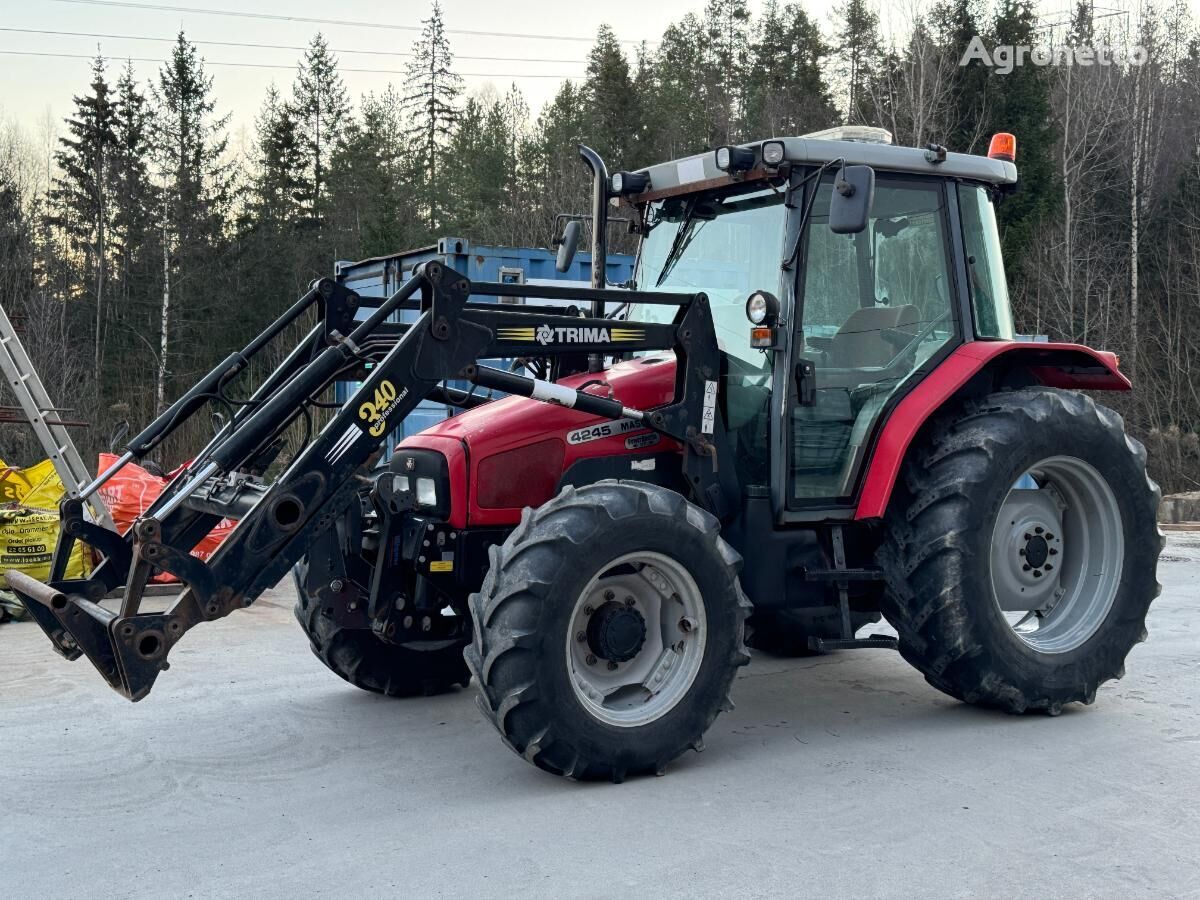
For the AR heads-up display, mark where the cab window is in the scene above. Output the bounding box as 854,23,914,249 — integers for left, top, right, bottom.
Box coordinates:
957,184,1015,339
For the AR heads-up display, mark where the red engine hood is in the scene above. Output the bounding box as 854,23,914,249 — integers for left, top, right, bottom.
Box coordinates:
398,355,681,528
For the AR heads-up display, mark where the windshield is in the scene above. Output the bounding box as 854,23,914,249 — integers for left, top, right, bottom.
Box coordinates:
630,185,787,370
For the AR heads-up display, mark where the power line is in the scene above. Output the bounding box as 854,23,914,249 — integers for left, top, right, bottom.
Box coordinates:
0,27,589,65
49,0,653,46
0,48,582,78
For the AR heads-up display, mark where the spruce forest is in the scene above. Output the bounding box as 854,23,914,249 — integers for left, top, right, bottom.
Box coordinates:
2,0,1200,491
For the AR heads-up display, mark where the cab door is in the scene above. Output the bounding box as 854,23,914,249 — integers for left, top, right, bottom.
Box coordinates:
786,174,962,507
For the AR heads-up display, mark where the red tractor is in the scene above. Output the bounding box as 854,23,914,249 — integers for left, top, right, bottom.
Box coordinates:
12,129,1162,782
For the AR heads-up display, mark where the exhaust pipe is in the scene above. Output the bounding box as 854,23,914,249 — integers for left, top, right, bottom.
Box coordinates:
579,145,609,373
578,145,609,313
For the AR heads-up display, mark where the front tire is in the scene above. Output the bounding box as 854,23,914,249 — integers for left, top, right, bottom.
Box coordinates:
294,566,471,698
879,388,1163,713
465,481,751,781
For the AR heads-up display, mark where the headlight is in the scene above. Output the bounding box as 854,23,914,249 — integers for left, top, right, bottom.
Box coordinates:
415,477,438,508
745,291,779,326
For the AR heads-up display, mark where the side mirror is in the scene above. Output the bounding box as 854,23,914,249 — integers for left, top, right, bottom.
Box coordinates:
829,165,875,235
555,220,583,273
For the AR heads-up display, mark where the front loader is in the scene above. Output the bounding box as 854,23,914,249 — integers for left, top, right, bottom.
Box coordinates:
11,132,1162,781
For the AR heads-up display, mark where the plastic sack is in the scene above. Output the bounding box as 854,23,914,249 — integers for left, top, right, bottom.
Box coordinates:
0,457,91,591
96,453,237,582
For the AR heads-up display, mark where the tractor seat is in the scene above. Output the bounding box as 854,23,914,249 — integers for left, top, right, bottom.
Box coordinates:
824,304,921,369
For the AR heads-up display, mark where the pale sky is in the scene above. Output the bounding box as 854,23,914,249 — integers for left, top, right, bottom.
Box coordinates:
0,0,833,144
1,0,1193,151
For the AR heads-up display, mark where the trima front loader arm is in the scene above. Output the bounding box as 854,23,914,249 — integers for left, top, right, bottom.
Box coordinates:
9,261,732,701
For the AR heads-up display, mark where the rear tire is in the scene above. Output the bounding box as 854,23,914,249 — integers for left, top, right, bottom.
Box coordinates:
879,388,1163,713
465,481,751,781
293,567,471,698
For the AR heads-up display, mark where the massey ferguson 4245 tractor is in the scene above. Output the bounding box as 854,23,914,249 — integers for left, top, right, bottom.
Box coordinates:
11,128,1162,781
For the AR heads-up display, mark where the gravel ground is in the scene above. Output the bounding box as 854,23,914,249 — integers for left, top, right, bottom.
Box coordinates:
1,535,1197,899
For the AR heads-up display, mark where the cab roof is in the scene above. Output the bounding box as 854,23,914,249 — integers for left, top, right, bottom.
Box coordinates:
634,131,1018,198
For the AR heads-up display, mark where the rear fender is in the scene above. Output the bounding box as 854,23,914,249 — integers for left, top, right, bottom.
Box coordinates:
854,342,1128,521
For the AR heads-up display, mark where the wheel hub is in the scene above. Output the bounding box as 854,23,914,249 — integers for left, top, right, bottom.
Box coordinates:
1023,534,1050,568
566,553,708,728
587,601,647,663
992,488,1065,612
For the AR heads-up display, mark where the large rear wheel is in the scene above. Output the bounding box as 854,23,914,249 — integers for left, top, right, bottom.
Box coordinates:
879,388,1162,713
465,481,751,781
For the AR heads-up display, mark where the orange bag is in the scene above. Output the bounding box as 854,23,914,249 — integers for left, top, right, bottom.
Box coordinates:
96,453,237,582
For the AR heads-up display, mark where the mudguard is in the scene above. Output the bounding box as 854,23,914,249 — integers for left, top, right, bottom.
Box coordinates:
854,341,1128,520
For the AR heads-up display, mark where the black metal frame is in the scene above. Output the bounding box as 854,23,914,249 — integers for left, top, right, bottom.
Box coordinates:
9,262,732,702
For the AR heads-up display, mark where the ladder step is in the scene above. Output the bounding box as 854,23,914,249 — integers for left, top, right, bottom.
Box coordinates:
807,634,899,653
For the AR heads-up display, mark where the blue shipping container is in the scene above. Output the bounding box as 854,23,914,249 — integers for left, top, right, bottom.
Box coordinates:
333,237,636,446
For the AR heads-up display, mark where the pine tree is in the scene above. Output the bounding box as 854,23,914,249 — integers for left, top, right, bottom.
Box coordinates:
49,54,117,379
327,85,425,257
986,0,1058,256
403,1,463,230
152,32,232,412
291,34,350,220
930,0,989,151
582,26,638,167
743,1,837,137
834,0,883,124
702,0,752,143
643,14,711,158
252,83,306,224
108,61,159,400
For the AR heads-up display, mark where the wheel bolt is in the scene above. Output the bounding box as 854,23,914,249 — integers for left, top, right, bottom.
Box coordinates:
1045,564,1054,571
1023,564,1031,571
1024,533,1032,540
1049,548,1058,556
1035,526,1044,534
1045,533,1055,540
1033,570,1043,578
679,617,698,633
585,653,596,666
576,631,586,643
625,596,635,607
1019,548,1026,556
584,605,594,615
607,661,618,671
604,590,614,601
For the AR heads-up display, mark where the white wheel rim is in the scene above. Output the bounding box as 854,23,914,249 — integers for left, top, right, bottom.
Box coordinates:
565,551,707,728
989,455,1124,654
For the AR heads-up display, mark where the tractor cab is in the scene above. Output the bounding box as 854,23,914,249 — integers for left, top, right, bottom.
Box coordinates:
616,126,1019,512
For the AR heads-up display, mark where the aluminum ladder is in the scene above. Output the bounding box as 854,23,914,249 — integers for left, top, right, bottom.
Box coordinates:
0,302,114,529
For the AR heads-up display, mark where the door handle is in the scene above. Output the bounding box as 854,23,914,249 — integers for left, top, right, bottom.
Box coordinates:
794,358,817,406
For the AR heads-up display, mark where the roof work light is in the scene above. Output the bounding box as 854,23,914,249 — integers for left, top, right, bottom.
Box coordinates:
610,171,651,196
761,140,786,167
715,145,756,172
